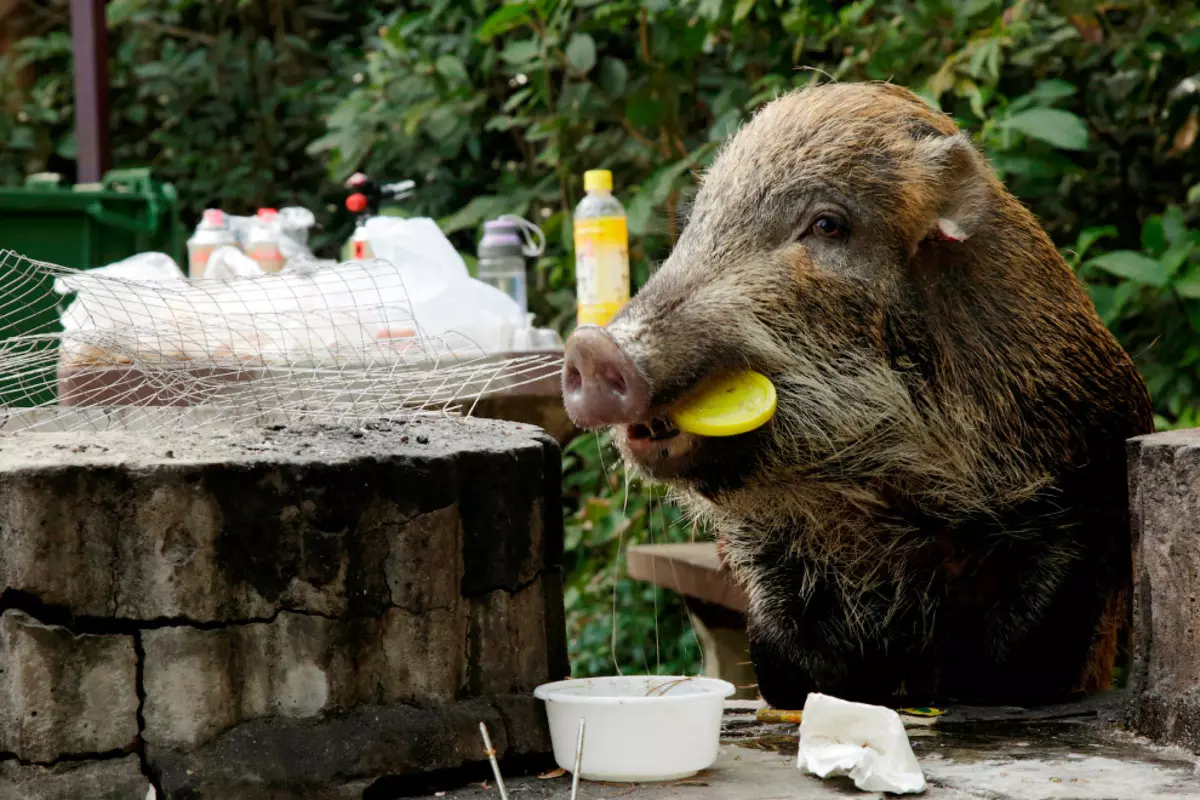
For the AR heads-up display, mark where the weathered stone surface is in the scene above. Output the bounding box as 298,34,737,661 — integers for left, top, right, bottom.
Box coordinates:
492,694,554,758
458,444,550,597
1128,429,1200,751
142,603,470,748
0,414,567,795
469,579,551,697
148,698,538,798
0,416,558,623
414,696,1200,800
0,755,149,800
0,610,138,763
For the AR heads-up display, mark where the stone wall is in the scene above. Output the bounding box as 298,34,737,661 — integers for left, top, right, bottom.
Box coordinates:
0,414,567,798
1128,429,1200,751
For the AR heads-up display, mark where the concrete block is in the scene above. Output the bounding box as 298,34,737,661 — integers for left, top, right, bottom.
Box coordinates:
0,417,556,624
0,415,567,794
0,755,149,800
142,604,471,749
0,610,138,763
1128,429,1200,750
468,579,551,696
149,700,518,797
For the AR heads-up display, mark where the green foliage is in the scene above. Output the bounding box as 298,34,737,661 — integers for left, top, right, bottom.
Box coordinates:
562,432,701,677
5,1,1200,678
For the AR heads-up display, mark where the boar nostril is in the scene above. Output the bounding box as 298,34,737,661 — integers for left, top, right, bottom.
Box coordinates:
598,366,627,396
564,363,583,393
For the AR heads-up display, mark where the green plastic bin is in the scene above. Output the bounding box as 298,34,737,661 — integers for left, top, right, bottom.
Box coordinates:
0,168,185,406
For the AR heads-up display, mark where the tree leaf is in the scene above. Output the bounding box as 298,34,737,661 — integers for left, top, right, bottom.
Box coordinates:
1163,205,1188,246
1000,108,1089,150
500,39,540,65
565,33,597,74
626,146,714,235
435,54,469,83
1075,225,1118,260
626,93,664,130
697,0,723,21
1089,281,1136,326
440,194,520,234
1174,265,1200,299
733,0,756,23
9,126,35,150
708,109,742,142
502,87,534,112
1142,215,1166,256
1011,79,1077,111
1087,251,1169,287
1162,240,1194,280
596,57,628,97
477,3,532,42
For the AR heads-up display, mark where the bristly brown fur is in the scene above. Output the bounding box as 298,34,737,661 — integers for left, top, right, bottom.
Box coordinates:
604,81,1153,706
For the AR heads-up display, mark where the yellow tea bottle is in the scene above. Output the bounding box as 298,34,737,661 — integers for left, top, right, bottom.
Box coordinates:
573,170,630,326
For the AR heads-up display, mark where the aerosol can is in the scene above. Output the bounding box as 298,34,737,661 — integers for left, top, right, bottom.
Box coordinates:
346,194,373,260
186,208,238,279
342,173,416,261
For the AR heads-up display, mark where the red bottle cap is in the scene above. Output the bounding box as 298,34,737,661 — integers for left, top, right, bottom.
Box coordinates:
257,208,278,220
202,208,225,225
346,193,368,213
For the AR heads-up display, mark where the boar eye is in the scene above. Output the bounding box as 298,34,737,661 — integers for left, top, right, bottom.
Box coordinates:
810,214,848,239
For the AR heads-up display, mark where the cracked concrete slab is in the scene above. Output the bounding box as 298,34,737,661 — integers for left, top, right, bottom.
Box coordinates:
0,610,138,763
414,700,1200,800
0,755,150,800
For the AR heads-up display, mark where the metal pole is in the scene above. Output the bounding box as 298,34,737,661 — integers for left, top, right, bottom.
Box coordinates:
70,0,111,183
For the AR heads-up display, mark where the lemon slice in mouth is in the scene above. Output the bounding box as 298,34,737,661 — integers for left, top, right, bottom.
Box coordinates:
670,370,777,437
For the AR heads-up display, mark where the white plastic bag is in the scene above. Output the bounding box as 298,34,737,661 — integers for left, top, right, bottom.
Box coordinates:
797,693,926,794
53,251,184,298
361,216,523,353
362,216,469,303
54,252,202,366
200,246,265,281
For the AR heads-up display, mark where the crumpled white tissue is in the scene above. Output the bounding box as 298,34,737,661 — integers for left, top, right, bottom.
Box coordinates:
797,693,926,794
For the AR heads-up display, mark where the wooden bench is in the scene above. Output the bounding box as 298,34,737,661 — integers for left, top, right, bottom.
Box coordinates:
626,542,758,698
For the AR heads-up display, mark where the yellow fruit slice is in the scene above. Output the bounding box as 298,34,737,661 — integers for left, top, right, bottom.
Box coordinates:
671,370,777,437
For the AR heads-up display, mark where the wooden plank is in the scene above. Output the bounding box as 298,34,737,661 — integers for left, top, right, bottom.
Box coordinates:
70,0,111,183
626,542,748,613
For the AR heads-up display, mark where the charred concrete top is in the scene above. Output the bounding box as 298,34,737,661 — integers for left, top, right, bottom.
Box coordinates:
0,413,554,471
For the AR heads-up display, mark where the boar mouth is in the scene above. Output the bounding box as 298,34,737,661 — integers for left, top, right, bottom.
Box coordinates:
627,414,682,443
618,409,709,480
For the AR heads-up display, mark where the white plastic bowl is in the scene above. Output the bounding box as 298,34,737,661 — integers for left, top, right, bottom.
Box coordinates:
533,675,736,782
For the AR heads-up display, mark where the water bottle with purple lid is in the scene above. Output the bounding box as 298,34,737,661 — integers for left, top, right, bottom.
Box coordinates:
477,218,530,315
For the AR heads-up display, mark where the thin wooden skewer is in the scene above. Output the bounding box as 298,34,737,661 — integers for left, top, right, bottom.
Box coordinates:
478,722,509,800
570,717,587,800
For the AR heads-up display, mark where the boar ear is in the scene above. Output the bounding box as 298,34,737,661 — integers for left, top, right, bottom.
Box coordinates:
911,132,992,245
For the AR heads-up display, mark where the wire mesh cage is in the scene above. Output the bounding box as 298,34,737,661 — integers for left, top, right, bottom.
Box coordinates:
0,249,562,432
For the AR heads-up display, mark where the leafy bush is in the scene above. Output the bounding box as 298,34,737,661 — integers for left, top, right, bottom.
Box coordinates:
5,0,1200,678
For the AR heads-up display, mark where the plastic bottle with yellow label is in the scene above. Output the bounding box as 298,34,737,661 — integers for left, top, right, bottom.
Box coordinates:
573,170,630,327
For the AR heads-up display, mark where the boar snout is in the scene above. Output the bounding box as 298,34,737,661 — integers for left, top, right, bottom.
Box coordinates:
562,325,651,429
